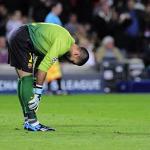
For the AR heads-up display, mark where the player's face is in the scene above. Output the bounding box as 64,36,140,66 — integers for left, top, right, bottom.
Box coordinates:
65,47,81,65
70,46,81,64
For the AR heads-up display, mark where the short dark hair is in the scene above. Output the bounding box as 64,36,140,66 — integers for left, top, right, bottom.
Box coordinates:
77,47,89,66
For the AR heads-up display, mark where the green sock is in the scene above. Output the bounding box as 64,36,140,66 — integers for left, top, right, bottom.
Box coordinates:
17,79,28,122
20,75,37,123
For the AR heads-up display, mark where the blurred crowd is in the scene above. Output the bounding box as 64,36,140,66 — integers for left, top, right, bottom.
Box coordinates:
0,0,149,71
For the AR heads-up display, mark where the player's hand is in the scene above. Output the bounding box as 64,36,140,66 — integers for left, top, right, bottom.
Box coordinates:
28,84,43,111
28,94,41,111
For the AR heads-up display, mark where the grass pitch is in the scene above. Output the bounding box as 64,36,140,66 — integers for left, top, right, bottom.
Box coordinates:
0,94,150,150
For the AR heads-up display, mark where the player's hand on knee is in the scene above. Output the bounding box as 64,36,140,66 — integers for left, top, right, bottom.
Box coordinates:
28,84,43,111
28,94,41,111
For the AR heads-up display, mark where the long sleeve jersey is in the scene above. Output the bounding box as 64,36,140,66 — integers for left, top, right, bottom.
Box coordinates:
27,23,75,72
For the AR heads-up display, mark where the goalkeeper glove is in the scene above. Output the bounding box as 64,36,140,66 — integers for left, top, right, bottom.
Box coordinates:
28,84,43,111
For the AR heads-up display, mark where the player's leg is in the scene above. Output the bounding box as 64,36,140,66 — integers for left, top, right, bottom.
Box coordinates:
17,76,28,123
16,69,38,126
17,69,55,131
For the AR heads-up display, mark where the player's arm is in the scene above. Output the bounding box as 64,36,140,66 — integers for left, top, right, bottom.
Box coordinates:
36,70,47,85
29,44,59,111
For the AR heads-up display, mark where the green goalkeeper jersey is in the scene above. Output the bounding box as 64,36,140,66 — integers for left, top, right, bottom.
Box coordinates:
27,23,75,72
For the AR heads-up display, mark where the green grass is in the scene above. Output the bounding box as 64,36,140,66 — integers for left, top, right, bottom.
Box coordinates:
0,94,150,150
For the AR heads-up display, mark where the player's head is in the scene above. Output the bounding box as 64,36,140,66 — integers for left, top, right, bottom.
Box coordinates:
65,44,89,66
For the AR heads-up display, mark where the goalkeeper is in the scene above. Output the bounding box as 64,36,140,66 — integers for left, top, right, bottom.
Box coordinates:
8,23,89,132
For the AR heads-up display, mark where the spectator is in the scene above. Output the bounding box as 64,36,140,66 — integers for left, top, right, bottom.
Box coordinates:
0,4,7,36
143,3,150,66
95,36,124,64
125,0,140,37
32,0,50,22
112,0,145,54
6,10,23,39
122,0,142,53
44,1,63,25
143,2,150,39
44,1,66,95
0,36,7,63
92,0,116,39
65,13,79,35
22,16,29,24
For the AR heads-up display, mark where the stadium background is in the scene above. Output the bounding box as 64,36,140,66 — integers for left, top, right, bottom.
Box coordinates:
0,0,150,94
0,1,150,150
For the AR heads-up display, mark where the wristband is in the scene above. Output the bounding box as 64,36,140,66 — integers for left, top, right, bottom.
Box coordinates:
35,84,43,95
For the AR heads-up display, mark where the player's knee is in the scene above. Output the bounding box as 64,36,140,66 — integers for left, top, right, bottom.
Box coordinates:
16,69,32,78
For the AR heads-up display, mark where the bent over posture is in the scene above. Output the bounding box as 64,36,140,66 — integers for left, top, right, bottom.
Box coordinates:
8,23,89,131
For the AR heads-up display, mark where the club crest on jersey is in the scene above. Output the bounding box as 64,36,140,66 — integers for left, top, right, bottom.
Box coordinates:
52,57,58,63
